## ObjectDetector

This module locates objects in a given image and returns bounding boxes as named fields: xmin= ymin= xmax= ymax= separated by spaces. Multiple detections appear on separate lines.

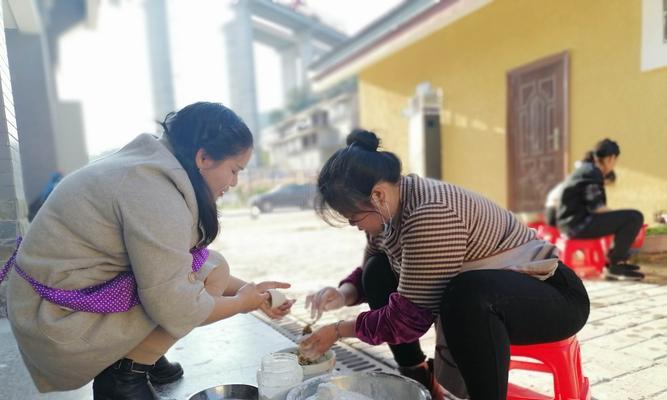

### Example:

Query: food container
xmin=277 ymin=347 xmax=336 ymax=379
xmin=286 ymin=372 xmax=431 ymax=400
xmin=187 ymin=383 xmax=258 ymax=399
xmin=257 ymin=352 xmax=303 ymax=400
xmin=267 ymin=289 xmax=287 ymax=308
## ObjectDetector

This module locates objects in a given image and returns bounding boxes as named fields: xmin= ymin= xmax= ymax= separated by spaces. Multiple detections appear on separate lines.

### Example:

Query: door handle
xmin=553 ymin=127 xmax=560 ymax=151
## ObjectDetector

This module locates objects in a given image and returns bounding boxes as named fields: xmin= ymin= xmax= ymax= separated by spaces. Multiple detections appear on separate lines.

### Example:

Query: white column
xmin=404 ymin=82 xmax=443 ymax=179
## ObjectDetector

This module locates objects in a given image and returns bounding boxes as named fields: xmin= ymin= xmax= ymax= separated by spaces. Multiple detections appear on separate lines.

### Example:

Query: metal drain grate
xmin=254 ymin=314 xmax=466 ymax=399
xmin=254 ymin=313 xmax=395 ymax=374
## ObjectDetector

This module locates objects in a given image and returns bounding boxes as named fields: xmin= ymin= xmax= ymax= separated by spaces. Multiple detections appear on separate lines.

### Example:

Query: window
xmin=641 ymin=0 xmax=667 ymax=70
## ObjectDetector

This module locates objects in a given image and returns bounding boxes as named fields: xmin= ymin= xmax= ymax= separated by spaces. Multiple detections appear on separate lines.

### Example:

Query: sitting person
xmin=544 ymin=170 xmax=615 ymax=227
xmin=556 ymin=138 xmax=644 ymax=280
xmin=545 ymin=181 xmax=565 ymax=227
xmin=1 ymin=102 xmax=293 ymax=399
xmin=299 ymin=129 xmax=590 ymax=400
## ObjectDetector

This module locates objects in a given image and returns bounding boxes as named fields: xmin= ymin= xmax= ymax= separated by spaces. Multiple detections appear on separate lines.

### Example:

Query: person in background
xmin=299 ymin=129 xmax=589 ymax=400
xmin=544 ymin=170 xmax=616 ymax=228
xmin=2 ymin=102 xmax=293 ymax=400
xmin=556 ymin=138 xmax=644 ymax=280
xmin=27 ymin=171 xmax=63 ymax=221
xmin=544 ymin=181 xmax=565 ymax=228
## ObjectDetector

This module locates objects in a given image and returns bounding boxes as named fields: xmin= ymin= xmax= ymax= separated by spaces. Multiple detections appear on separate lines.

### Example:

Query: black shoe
xmin=606 ymin=264 xmax=644 ymax=281
xmin=148 ymin=355 xmax=183 ymax=385
xmin=615 ymin=261 xmax=641 ymax=271
xmin=93 ymin=358 xmax=157 ymax=400
xmin=399 ymin=359 xmax=444 ymax=400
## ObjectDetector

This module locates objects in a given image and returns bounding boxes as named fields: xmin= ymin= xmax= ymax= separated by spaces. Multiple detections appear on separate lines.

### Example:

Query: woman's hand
xmin=298 ymin=323 xmax=338 ymax=360
xmin=259 ymin=298 xmax=296 ymax=319
xmin=305 ymin=287 xmax=346 ymax=321
xmin=235 ymin=281 xmax=290 ymax=313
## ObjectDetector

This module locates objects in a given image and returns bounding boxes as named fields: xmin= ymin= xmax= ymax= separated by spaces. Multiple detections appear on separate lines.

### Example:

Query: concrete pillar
xmin=4 ymin=30 xmax=59 ymax=204
xmin=0 ymin=4 xmax=29 ymax=316
xmin=55 ymin=101 xmax=87 ymax=174
xmin=41 ymin=0 xmax=88 ymax=175
xmin=7 ymin=0 xmax=89 ymax=202
xmin=405 ymin=82 xmax=443 ymax=179
xmin=297 ymin=31 xmax=313 ymax=90
xmin=280 ymin=46 xmax=298 ymax=102
xmin=223 ymin=1 xmax=260 ymax=142
xmin=144 ymin=0 xmax=176 ymax=122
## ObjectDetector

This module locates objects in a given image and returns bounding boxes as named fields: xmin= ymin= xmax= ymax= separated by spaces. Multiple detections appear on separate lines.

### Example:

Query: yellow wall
xmin=358 ymin=0 xmax=667 ymax=221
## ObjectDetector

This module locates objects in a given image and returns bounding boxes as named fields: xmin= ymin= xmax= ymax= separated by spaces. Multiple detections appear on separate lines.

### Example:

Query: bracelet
xmin=334 ymin=320 xmax=344 ymax=340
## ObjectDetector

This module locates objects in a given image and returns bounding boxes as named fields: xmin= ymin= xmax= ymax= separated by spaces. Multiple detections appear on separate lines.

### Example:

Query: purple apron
xmin=1 ymin=237 xmax=209 ymax=313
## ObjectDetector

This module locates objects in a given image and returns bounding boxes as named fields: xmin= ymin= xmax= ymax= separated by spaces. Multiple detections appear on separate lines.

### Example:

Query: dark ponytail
xmin=316 ymin=129 xmax=401 ymax=225
xmin=582 ymin=151 xmax=595 ymax=163
xmin=160 ymin=102 xmax=253 ymax=247
xmin=582 ymin=138 xmax=620 ymax=163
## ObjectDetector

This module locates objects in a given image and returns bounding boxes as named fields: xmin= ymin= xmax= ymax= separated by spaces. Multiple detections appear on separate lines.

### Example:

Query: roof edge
xmin=310 ymin=0 xmax=493 ymax=91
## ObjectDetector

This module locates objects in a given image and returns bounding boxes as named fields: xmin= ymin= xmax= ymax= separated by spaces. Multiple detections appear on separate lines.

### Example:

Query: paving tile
xmin=3 ymin=210 xmax=667 ymax=400
xmin=578 ymin=322 xmax=615 ymax=342
xmin=581 ymin=343 xmax=654 ymax=385
xmin=590 ymin=362 xmax=667 ymax=400
xmin=651 ymin=390 xmax=667 ymax=400
xmin=618 ymin=335 xmax=667 ymax=361
xmin=508 ymin=370 xmax=554 ymax=398
xmin=587 ymin=307 xmax=619 ymax=323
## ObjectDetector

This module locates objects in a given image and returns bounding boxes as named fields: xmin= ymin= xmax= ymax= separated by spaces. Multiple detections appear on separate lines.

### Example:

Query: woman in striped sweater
xmin=299 ymin=129 xmax=590 ymax=400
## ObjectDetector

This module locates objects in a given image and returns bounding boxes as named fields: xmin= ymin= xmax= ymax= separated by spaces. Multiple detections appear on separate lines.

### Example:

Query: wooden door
xmin=507 ymin=52 xmax=569 ymax=212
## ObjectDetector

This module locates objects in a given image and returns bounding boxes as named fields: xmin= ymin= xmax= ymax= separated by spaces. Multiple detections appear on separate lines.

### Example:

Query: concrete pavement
xmin=216 ymin=210 xmax=667 ymax=400
xmin=1 ymin=209 xmax=666 ymax=399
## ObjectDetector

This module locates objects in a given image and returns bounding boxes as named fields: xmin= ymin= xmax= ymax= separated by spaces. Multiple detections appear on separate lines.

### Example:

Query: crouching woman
xmin=1 ymin=102 xmax=292 ymax=399
xmin=300 ymin=129 xmax=590 ymax=400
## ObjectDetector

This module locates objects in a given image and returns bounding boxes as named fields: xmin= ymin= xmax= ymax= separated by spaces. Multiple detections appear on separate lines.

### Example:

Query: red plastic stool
xmin=527 ymin=221 xmax=546 ymax=230
xmin=600 ymin=223 xmax=648 ymax=254
xmin=631 ymin=224 xmax=648 ymax=249
xmin=508 ymin=336 xmax=591 ymax=400
xmin=537 ymin=225 xmax=561 ymax=244
xmin=555 ymin=237 xmax=606 ymax=278
xmin=600 ymin=235 xmax=613 ymax=254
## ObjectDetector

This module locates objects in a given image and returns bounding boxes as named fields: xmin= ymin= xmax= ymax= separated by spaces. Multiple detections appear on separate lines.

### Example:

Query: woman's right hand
xmin=305 ymin=286 xmax=346 ymax=321
xmin=235 ymin=280 xmax=291 ymax=314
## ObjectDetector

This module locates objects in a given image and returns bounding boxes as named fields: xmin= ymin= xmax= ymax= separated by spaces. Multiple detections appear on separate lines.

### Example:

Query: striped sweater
xmin=350 ymin=174 xmax=535 ymax=344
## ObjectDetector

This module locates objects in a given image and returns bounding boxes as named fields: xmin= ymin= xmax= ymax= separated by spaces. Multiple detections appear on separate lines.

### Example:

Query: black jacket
xmin=556 ymin=162 xmax=606 ymax=235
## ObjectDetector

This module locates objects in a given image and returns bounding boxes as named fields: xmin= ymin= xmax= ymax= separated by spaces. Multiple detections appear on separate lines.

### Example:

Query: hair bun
xmin=346 ymin=129 xmax=380 ymax=151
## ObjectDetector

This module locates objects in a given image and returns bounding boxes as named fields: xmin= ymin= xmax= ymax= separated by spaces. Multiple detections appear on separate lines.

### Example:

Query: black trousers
xmin=573 ymin=209 xmax=643 ymax=264
xmin=362 ymin=254 xmax=590 ymax=400
xmin=362 ymin=254 xmax=427 ymax=367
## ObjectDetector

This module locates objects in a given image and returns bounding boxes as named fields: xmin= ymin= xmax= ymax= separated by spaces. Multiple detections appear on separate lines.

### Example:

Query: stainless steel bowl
xmin=187 ymin=383 xmax=258 ymax=400
xmin=286 ymin=372 xmax=431 ymax=400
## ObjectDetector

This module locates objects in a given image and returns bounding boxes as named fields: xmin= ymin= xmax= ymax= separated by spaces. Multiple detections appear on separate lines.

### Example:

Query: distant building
xmin=261 ymin=91 xmax=358 ymax=174
xmin=5 ymin=0 xmax=94 ymax=206
xmin=309 ymin=0 xmax=667 ymax=220
xmin=224 ymin=0 xmax=347 ymax=150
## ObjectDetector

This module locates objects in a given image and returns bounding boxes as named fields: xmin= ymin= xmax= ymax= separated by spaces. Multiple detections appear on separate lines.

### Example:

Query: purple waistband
xmin=1 ymin=237 xmax=209 ymax=314
xmin=0 ymin=237 xmax=22 ymax=284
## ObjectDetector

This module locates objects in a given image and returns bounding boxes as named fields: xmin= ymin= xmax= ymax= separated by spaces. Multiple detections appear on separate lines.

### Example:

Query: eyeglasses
xmin=347 ymin=210 xmax=376 ymax=226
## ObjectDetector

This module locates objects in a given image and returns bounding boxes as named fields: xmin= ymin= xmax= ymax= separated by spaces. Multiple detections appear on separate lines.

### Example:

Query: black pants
xmin=572 ymin=209 xmax=643 ymax=265
xmin=545 ymin=207 xmax=558 ymax=227
xmin=362 ymin=254 xmax=590 ymax=400
xmin=362 ymin=254 xmax=427 ymax=367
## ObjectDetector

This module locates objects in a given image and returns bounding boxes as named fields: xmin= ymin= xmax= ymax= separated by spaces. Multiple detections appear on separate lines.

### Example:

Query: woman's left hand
xmin=259 ymin=298 xmax=296 ymax=319
xmin=298 ymin=323 xmax=337 ymax=360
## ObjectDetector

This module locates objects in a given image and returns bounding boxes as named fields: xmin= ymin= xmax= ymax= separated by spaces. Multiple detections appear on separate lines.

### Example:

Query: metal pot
xmin=286 ymin=372 xmax=431 ymax=400
xmin=187 ymin=383 xmax=258 ymax=400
